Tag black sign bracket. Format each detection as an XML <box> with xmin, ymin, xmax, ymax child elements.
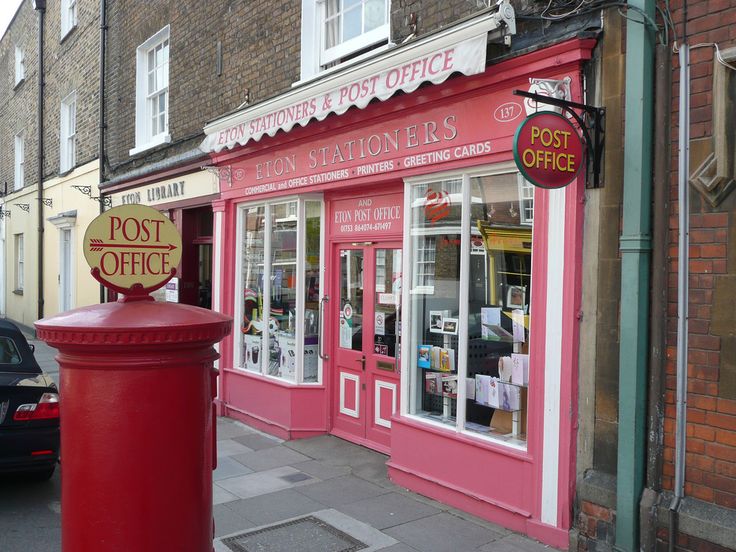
<box><xmin>512</xmin><ymin>91</ymin><xmax>605</xmax><ymax>189</ymax></box>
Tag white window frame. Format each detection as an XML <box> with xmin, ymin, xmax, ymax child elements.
<box><xmin>130</xmin><ymin>25</ymin><xmax>171</xmax><ymax>156</ymax></box>
<box><xmin>60</xmin><ymin>91</ymin><xmax>77</xmax><ymax>173</ymax></box>
<box><xmin>14</xmin><ymin>132</ymin><xmax>24</xmax><ymax>190</ymax></box>
<box><xmin>60</xmin><ymin>0</ymin><xmax>78</xmax><ymax>39</ymax></box>
<box><xmin>234</xmin><ymin>195</ymin><xmax>325</xmax><ymax>385</ymax></box>
<box><xmin>518</xmin><ymin>174</ymin><xmax>534</xmax><ymax>226</ymax></box>
<box><xmin>299</xmin><ymin>0</ymin><xmax>391</xmax><ymax>82</ymax></box>
<box><xmin>14</xmin><ymin>234</ymin><xmax>24</xmax><ymax>292</ymax></box>
<box><xmin>401</xmin><ymin>162</ymin><xmax>530</xmax><ymax>452</ymax></box>
<box><xmin>14</xmin><ymin>45</ymin><xmax>24</xmax><ymax>86</ymax></box>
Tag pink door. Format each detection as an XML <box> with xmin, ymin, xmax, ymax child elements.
<box><xmin>330</xmin><ymin>242</ymin><xmax>402</xmax><ymax>453</ymax></box>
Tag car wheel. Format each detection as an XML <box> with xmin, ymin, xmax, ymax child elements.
<box><xmin>29</xmin><ymin>465</ymin><xmax>56</xmax><ymax>481</ymax></box>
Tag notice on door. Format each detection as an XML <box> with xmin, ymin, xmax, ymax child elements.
<box><xmin>331</xmin><ymin>194</ymin><xmax>402</xmax><ymax>239</ymax></box>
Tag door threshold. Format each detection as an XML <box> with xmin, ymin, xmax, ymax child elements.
<box><xmin>329</xmin><ymin>428</ymin><xmax>391</xmax><ymax>456</ymax></box>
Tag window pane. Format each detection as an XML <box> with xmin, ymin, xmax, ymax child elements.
<box><xmin>408</xmin><ymin>180</ymin><xmax>462</xmax><ymax>428</ymax></box>
<box><xmin>343</xmin><ymin>5</ymin><xmax>362</xmax><ymax>41</ymax></box>
<box><xmin>465</xmin><ymin>174</ymin><xmax>531</xmax><ymax>445</ymax></box>
<box><xmin>340</xmin><ymin>249</ymin><xmax>364</xmax><ymax>351</ymax></box>
<box><xmin>304</xmin><ymin>201</ymin><xmax>321</xmax><ymax>382</ymax></box>
<box><xmin>241</xmin><ymin>206</ymin><xmax>266</xmax><ymax>374</ymax></box>
<box><xmin>364</xmin><ymin>0</ymin><xmax>385</xmax><ymax>32</ymax></box>
<box><xmin>374</xmin><ymin>248</ymin><xmax>401</xmax><ymax>358</ymax></box>
<box><xmin>268</xmin><ymin>202</ymin><xmax>298</xmax><ymax>381</ymax></box>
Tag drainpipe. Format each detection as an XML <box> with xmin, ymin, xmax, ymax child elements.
<box><xmin>34</xmin><ymin>0</ymin><xmax>46</xmax><ymax>322</ymax></box>
<box><xmin>615</xmin><ymin>0</ymin><xmax>656</xmax><ymax>549</ymax></box>
<box><xmin>98</xmin><ymin>0</ymin><xmax>107</xmax><ymax>304</ymax></box>
<box><xmin>669</xmin><ymin>41</ymin><xmax>690</xmax><ymax>552</ymax></box>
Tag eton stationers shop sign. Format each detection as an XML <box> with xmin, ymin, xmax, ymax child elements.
<box><xmin>513</xmin><ymin>111</ymin><xmax>584</xmax><ymax>189</ymax></box>
<box><xmin>83</xmin><ymin>205</ymin><xmax>182</xmax><ymax>295</ymax></box>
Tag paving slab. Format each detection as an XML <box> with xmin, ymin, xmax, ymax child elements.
<box><xmin>336</xmin><ymin>491</ymin><xmax>442</xmax><ymax>530</ymax></box>
<box><xmin>231</xmin><ymin>445</ymin><xmax>312</xmax><ymax>472</ymax></box>
<box><xmin>232</xmin><ymin>432</ymin><xmax>283</xmax><ymax>450</ymax></box>
<box><xmin>225</xmin><ymin>488</ymin><xmax>326</xmax><ymax>526</ymax></box>
<box><xmin>213</xmin><ymin>456</ymin><xmax>254</xmax><ymax>481</ymax></box>
<box><xmin>294</xmin><ymin>475</ymin><xmax>391</xmax><ymax>507</ymax></box>
<box><xmin>478</xmin><ymin>533</ymin><xmax>554</xmax><ymax>552</ymax></box>
<box><xmin>384</xmin><ymin>512</ymin><xmax>505</xmax><ymax>552</ymax></box>
<box><xmin>216</xmin><ymin>439</ymin><xmax>254</xmax><ymax>458</ymax></box>
<box><xmin>213</xmin><ymin>484</ymin><xmax>239</xmax><ymax>505</ymax></box>
<box><xmin>291</xmin><ymin>459</ymin><xmax>352</xmax><ymax>480</ymax></box>
<box><xmin>213</xmin><ymin>504</ymin><xmax>256</xmax><ymax>538</ymax></box>
<box><xmin>216</xmin><ymin>419</ymin><xmax>256</xmax><ymax>440</ymax></box>
<box><xmin>217</xmin><ymin>466</ymin><xmax>316</xmax><ymax>500</ymax></box>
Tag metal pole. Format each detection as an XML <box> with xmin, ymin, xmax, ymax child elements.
<box><xmin>615</xmin><ymin>0</ymin><xmax>656</xmax><ymax>549</ymax></box>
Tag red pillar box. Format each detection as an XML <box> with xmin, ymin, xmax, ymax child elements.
<box><xmin>36</xmin><ymin>205</ymin><xmax>232</xmax><ymax>552</ymax></box>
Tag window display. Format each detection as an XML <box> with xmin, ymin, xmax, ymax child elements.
<box><xmin>238</xmin><ymin>198</ymin><xmax>322</xmax><ymax>383</ymax></box>
<box><xmin>406</xmin><ymin>170</ymin><xmax>533</xmax><ymax>448</ymax></box>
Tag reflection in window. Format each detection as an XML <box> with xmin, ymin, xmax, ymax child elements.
<box><xmin>241</xmin><ymin>207</ymin><xmax>265</xmax><ymax>374</ymax></box>
<box><xmin>408</xmin><ymin>179</ymin><xmax>462</xmax><ymax>430</ymax></box>
<box><xmin>238</xmin><ymin>199</ymin><xmax>323</xmax><ymax>384</ymax></box>
<box><xmin>406</xmin><ymin>171</ymin><xmax>532</xmax><ymax>449</ymax></box>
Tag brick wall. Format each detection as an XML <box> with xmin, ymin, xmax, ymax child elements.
<box><xmin>42</xmin><ymin>0</ymin><xmax>101</xmax><ymax>179</ymax></box>
<box><xmin>0</xmin><ymin>1</ymin><xmax>39</xmax><ymax>192</ymax></box>
<box><xmin>663</xmin><ymin>0</ymin><xmax>736</xmax><ymax>512</ymax></box>
<box><xmin>103</xmin><ymin>0</ymin><xmax>494</xmax><ymax>181</ymax></box>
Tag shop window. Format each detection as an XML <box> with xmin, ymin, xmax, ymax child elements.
<box><xmin>14</xmin><ymin>45</ymin><xmax>24</xmax><ymax>87</ymax></box>
<box><xmin>14</xmin><ymin>132</ymin><xmax>24</xmax><ymax>190</ymax></box>
<box><xmin>60</xmin><ymin>91</ymin><xmax>77</xmax><ymax>173</ymax></box>
<box><xmin>300</xmin><ymin>0</ymin><xmax>390</xmax><ymax>81</ymax></box>
<box><xmin>237</xmin><ymin>198</ymin><xmax>323</xmax><ymax>384</ymax></box>
<box><xmin>405</xmin><ymin>168</ymin><xmax>532</xmax><ymax>449</ymax></box>
<box><xmin>131</xmin><ymin>26</ymin><xmax>170</xmax><ymax>155</ymax></box>
<box><xmin>60</xmin><ymin>0</ymin><xmax>77</xmax><ymax>39</ymax></box>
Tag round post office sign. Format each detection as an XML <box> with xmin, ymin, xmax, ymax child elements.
<box><xmin>513</xmin><ymin>111</ymin><xmax>584</xmax><ymax>189</ymax></box>
<box><xmin>83</xmin><ymin>204</ymin><xmax>182</xmax><ymax>296</ymax></box>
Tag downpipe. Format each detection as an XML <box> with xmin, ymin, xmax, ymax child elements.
<box><xmin>669</xmin><ymin>42</ymin><xmax>690</xmax><ymax>552</ymax></box>
<box><xmin>34</xmin><ymin>1</ymin><xmax>46</xmax><ymax>321</ymax></box>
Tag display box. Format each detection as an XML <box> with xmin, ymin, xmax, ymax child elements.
<box><xmin>242</xmin><ymin>334</ymin><xmax>263</xmax><ymax>372</ymax></box>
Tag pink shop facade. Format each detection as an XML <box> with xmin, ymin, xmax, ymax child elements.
<box><xmin>203</xmin><ymin>35</ymin><xmax>594</xmax><ymax>547</ymax></box>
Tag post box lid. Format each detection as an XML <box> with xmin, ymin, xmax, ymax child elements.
<box><xmin>35</xmin><ymin>301</ymin><xmax>232</xmax><ymax>349</ymax></box>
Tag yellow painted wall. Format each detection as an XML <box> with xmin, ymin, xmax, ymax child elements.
<box><xmin>42</xmin><ymin>160</ymin><xmax>101</xmax><ymax>317</ymax></box>
<box><xmin>3</xmin><ymin>185</ymin><xmax>40</xmax><ymax>328</ymax></box>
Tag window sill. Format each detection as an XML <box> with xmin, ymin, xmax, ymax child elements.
<box><xmin>13</xmin><ymin>77</ymin><xmax>25</xmax><ymax>91</ymax></box>
<box><xmin>129</xmin><ymin>133</ymin><xmax>172</xmax><ymax>157</ymax></box>
<box><xmin>293</xmin><ymin>43</ymin><xmax>394</xmax><ymax>88</ymax></box>
<box><xmin>12</xmin><ymin>289</ymin><xmax>23</xmax><ymax>296</ymax></box>
<box><xmin>60</xmin><ymin>24</ymin><xmax>77</xmax><ymax>44</ymax></box>
<box><xmin>58</xmin><ymin>166</ymin><xmax>75</xmax><ymax>178</ymax></box>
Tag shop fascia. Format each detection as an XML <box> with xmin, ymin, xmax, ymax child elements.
<box><xmin>109</xmin><ymin>170</ymin><xmax>219</xmax><ymax>208</ymax></box>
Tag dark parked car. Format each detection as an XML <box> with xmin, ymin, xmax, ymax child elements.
<box><xmin>0</xmin><ymin>320</ymin><xmax>59</xmax><ymax>480</ymax></box>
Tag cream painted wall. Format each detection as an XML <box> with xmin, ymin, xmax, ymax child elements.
<box><xmin>3</xmin><ymin>184</ymin><xmax>39</xmax><ymax>328</ymax></box>
<box><xmin>42</xmin><ymin>160</ymin><xmax>101</xmax><ymax>317</ymax></box>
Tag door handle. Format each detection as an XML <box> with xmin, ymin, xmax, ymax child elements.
<box><xmin>355</xmin><ymin>355</ymin><xmax>365</xmax><ymax>371</ymax></box>
<box><xmin>319</xmin><ymin>295</ymin><xmax>329</xmax><ymax>360</ymax></box>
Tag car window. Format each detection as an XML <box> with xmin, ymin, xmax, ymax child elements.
<box><xmin>0</xmin><ymin>337</ymin><xmax>22</xmax><ymax>365</ymax></box>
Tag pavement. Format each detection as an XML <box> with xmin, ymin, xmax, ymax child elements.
<box><xmin>21</xmin><ymin>333</ymin><xmax>555</xmax><ymax>552</ymax></box>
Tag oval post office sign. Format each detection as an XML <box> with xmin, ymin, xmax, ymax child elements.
<box><xmin>513</xmin><ymin>111</ymin><xmax>584</xmax><ymax>189</ymax></box>
<box><xmin>83</xmin><ymin>204</ymin><xmax>182</xmax><ymax>297</ymax></box>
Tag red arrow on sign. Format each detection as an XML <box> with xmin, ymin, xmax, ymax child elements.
<box><xmin>88</xmin><ymin>238</ymin><xmax>178</xmax><ymax>252</ymax></box>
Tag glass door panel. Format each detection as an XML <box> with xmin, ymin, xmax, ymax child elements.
<box><xmin>339</xmin><ymin>249</ymin><xmax>364</xmax><ymax>351</ymax></box>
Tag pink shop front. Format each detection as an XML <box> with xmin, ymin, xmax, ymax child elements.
<box><xmin>203</xmin><ymin>37</ymin><xmax>594</xmax><ymax>547</ymax></box>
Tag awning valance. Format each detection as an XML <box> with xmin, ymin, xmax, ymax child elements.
<box><xmin>201</xmin><ymin>1</ymin><xmax>515</xmax><ymax>153</ymax></box>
